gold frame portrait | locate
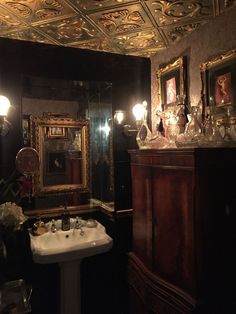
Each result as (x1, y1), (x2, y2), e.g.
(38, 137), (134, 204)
(200, 48), (236, 117)
(156, 56), (186, 109)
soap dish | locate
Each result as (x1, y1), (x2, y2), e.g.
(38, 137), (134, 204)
(86, 219), (97, 228)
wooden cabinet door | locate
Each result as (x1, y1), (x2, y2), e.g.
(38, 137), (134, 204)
(131, 164), (153, 268)
(152, 167), (195, 295)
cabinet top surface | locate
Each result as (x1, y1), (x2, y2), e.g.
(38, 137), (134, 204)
(128, 147), (236, 155)
(128, 147), (236, 168)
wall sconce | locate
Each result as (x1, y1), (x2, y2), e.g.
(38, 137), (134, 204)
(0, 95), (11, 136)
(114, 110), (125, 125)
(114, 101), (148, 136)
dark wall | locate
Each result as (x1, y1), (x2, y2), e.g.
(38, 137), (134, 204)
(0, 37), (151, 210)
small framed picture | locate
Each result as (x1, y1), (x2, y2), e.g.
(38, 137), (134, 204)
(201, 48), (236, 109)
(48, 127), (66, 138)
(46, 151), (66, 174)
(157, 56), (186, 109)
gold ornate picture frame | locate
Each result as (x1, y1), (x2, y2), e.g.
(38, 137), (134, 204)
(156, 56), (186, 110)
(30, 115), (90, 196)
(200, 48), (236, 116)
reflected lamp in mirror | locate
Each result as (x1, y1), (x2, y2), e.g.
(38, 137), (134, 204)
(0, 95), (11, 136)
(121, 101), (148, 136)
(114, 110), (125, 125)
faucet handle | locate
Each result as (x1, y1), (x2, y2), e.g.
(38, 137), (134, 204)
(33, 216), (46, 236)
(75, 216), (81, 229)
(51, 219), (57, 233)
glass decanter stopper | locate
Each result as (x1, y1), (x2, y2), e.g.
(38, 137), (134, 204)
(136, 104), (152, 149)
(200, 106), (222, 146)
(224, 105), (233, 141)
(72, 130), (82, 151)
(185, 106), (202, 140)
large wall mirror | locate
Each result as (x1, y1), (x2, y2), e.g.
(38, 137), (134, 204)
(30, 114), (89, 195)
(21, 76), (114, 212)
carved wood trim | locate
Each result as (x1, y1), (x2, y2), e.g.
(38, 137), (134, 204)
(128, 252), (196, 313)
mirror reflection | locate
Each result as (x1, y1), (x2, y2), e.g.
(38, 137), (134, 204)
(30, 114), (89, 195)
(21, 76), (114, 211)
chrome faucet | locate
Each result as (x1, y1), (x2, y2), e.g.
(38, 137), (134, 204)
(51, 219), (57, 233)
(74, 216), (84, 236)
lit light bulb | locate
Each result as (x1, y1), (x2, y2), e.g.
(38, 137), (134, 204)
(114, 110), (125, 125)
(0, 95), (11, 116)
(132, 103), (146, 121)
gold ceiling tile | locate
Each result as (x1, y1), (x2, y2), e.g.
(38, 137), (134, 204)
(1, 26), (54, 43)
(129, 49), (164, 57)
(38, 15), (99, 44)
(69, 37), (118, 53)
(163, 20), (207, 44)
(2, 0), (75, 24)
(0, 0), (235, 56)
(113, 29), (166, 54)
(0, 5), (26, 34)
(3, 0), (35, 20)
(71, 0), (136, 11)
(89, 3), (153, 35)
(145, 0), (213, 26)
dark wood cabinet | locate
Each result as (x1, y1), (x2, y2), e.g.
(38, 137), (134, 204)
(128, 148), (236, 313)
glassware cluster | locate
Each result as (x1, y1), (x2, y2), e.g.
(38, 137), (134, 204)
(136, 98), (236, 149)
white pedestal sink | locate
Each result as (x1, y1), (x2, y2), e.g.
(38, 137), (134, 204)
(29, 219), (113, 314)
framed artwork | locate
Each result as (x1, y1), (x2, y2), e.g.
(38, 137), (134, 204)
(30, 115), (90, 195)
(200, 48), (236, 114)
(46, 151), (66, 174)
(22, 114), (31, 146)
(156, 56), (186, 109)
(48, 126), (66, 138)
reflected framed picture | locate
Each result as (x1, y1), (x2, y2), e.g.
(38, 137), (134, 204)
(22, 114), (30, 146)
(48, 127), (66, 138)
(156, 56), (186, 109)
(46, 151), (66, 174)
(200, 48), (236, 110)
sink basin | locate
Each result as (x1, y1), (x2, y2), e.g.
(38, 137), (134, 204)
(29, 219), (113, 264)
(29, 218), (113, 314)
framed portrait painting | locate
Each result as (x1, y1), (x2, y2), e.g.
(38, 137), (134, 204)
(46, 151), (66, 174)
(200, 48), (236, 112)
(156, 56), (186, 109)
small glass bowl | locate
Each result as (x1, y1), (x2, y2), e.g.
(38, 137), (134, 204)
(86, 219), (97, 228)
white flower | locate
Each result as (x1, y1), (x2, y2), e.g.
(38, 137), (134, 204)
(0, 202), (27, 231)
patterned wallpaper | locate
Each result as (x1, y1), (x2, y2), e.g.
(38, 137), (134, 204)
(150, 5), (236, 131)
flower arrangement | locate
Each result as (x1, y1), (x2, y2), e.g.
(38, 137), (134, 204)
(0, 202), (27, 232)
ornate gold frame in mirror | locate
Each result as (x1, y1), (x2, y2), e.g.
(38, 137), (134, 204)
(30, 114), (89, 196)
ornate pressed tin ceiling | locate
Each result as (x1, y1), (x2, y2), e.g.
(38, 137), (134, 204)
(0, 0), (235, 57)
